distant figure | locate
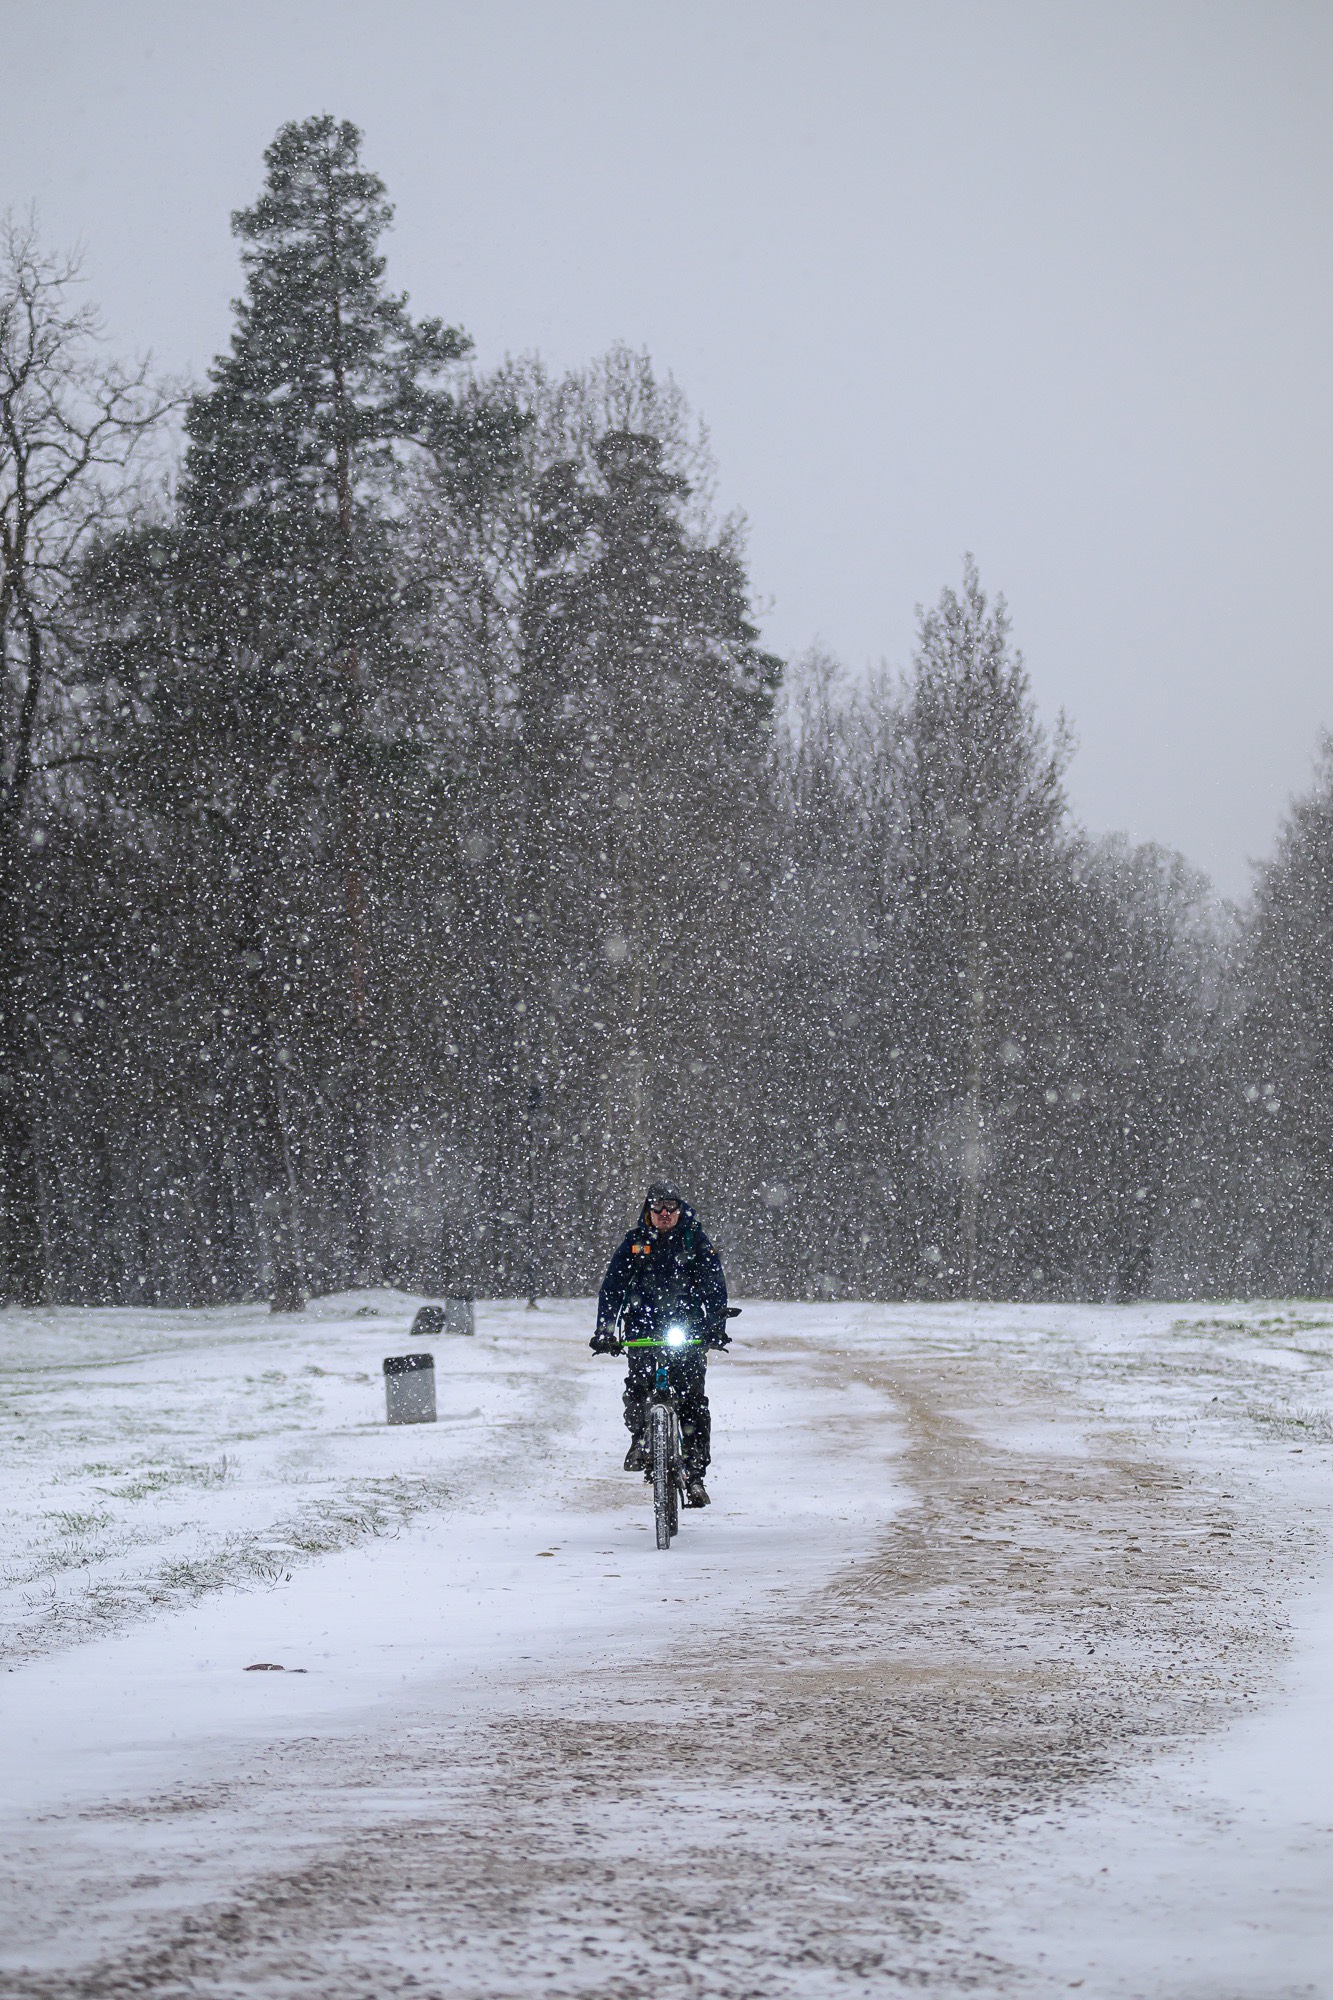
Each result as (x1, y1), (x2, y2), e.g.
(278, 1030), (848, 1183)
(590, 1182), (730, 1507)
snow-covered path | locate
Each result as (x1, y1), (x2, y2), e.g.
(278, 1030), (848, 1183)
(2, 1296), (1333, 1997)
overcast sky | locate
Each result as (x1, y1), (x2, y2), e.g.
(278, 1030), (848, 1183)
(4, 0), (1331, 895)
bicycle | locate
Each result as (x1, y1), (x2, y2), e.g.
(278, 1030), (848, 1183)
(618, 1311), (740, 1550)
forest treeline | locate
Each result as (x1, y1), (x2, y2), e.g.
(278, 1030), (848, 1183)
(3, 115), (1331, 1310)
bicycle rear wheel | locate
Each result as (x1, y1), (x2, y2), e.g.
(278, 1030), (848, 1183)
(651, 1405), (676, 1549)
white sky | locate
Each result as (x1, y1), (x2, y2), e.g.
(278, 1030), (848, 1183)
(4, 0), (1331, 896)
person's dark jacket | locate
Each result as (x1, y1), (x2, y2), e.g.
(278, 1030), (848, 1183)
(594, 1199), (729, 1350)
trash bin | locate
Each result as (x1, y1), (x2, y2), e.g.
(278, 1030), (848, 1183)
(383, 1351), (436, 1424)
(410, 1298), (474, 1338)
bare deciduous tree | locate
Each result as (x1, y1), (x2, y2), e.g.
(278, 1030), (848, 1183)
(0, 215), (175, 1301)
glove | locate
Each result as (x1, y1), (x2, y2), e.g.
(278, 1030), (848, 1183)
(703, 1325), (731, 1350)
(590, 1327), (622, 1355)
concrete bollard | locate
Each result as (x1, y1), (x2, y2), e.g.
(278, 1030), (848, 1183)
(410, 1298), (475, 1338)
(383, 1352), (436, 1424)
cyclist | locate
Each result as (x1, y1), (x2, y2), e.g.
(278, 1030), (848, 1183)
(590, 1182), (730, 1507)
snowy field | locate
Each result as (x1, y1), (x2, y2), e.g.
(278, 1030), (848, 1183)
(3, 1294), (1333, 1998)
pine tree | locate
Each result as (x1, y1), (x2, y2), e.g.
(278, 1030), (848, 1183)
(410, 349), (780, 1283)
(86, 116), (471, 1304)
(899, 559), (1071, 1296)
(567, 425), (779, 1203)
(181, 113), (469, 1290)
(185, 114), (468, 523)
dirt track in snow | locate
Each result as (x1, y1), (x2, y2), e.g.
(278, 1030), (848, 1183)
(3, 1304), (1320, 2000)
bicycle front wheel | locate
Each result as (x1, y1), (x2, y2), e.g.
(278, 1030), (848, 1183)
(651, 1405), (676, 1549)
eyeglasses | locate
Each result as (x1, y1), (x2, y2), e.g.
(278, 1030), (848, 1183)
(649, 1203), (680, 1218)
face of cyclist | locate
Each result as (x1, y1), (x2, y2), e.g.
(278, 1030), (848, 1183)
(649, 1200), (681, 1233)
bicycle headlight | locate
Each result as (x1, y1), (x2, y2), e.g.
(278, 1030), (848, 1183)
(664, 1323), (690, 1347)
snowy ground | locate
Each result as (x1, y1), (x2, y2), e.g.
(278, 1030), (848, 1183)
(3, 1294), (1333, 1997)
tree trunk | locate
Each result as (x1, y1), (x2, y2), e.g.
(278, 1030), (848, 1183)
(0, 1076), (43, 1305)
(234, 900), (306, 1311)
(329, 239), (376, 1285)
(341, 800), (377, 1285)
(0, 839), (43, 1304)
(961, 869), (985, 1299)
(252, 1042), (306, 1313)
